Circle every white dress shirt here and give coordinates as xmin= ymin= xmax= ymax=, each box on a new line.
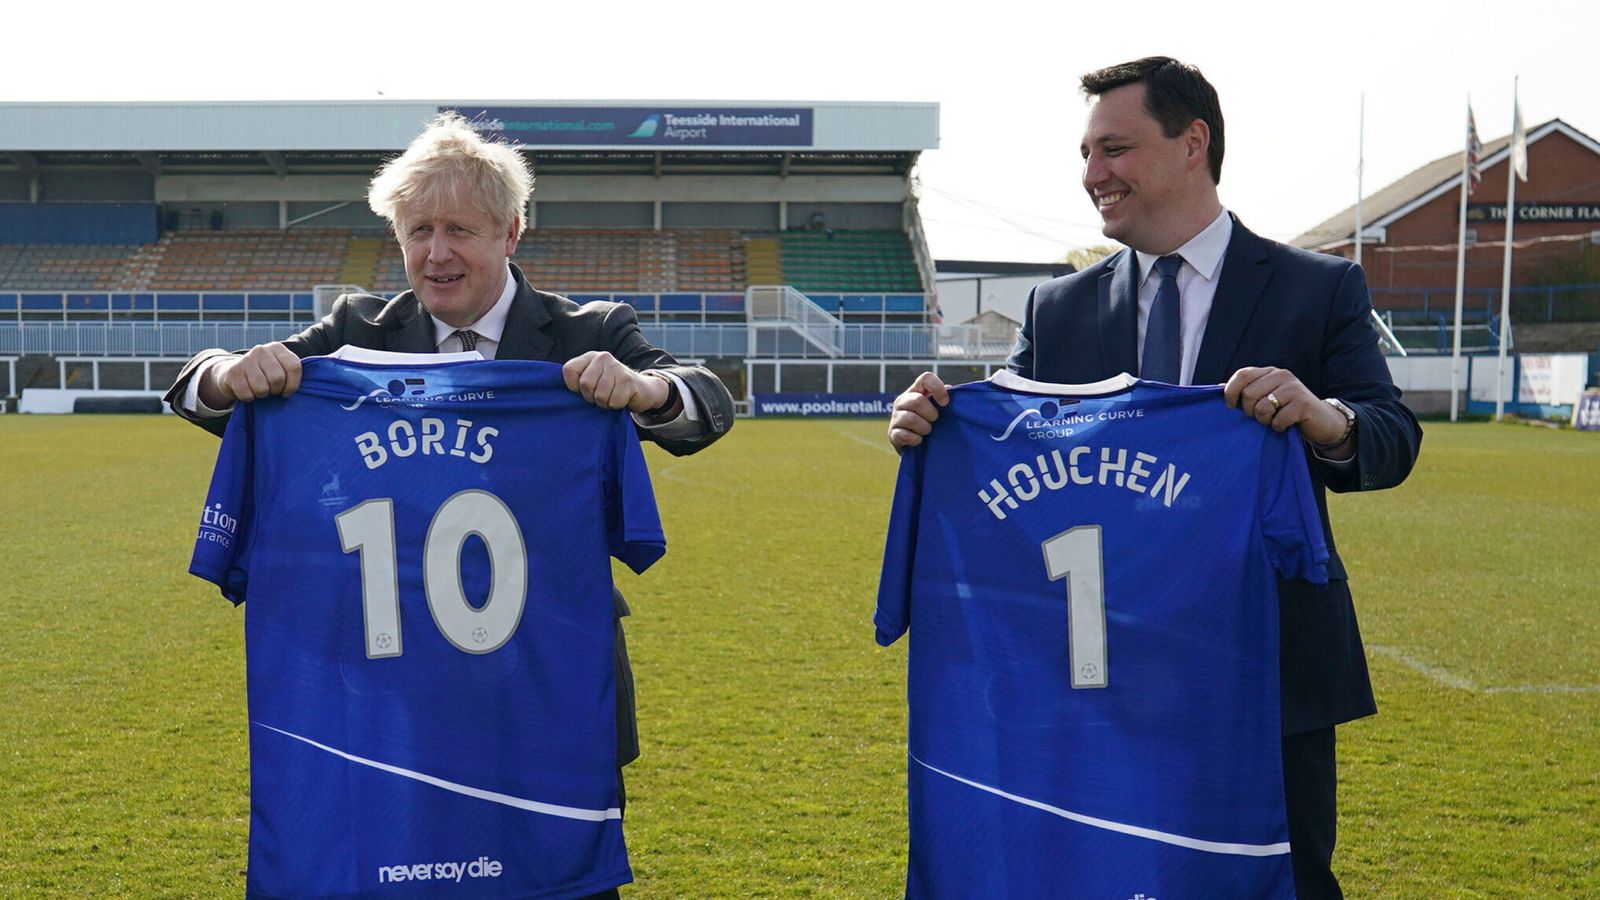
xmin=1133 ymin=207 xmax=1232 ymax=386
xmin=429 ymin=263 xmax=520 ymax=358
xmin=184 ymin=263 xmax=700 ymax=436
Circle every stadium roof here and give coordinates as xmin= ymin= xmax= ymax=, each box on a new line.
xmin=1291 ymin=118 xmax=1600 ymax=252
xmin=0 ymin=100 xmax=937 ymax=177
xmin=0 ymin=99 xmax=934 ymax=148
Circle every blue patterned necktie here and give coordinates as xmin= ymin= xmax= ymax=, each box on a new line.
xmin=453 ymin=329 xmax=479 ymax=352
xmin=1141 ymin=254 xmax=1184 ymax=384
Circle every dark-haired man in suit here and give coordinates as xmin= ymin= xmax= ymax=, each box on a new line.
xmin=888 ymin=57 xmax=1421 ymax=898
xmin=167 ymin=112 xmax=733 ymax=900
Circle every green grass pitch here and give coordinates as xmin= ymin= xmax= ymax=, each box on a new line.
xmin=1 ymin=414 xmax=1596 ymax=896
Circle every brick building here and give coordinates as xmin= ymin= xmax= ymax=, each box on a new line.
xmin=1294 ymin=119 xmax=1600 ymax=316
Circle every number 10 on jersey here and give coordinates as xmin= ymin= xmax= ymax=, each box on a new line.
xmin=336 ymin=490 xmax=529 ymax=659
xmin=1042 ymin=525 xmax=1108 ymax=689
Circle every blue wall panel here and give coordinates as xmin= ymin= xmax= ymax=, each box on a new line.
xmin=0 ymin=203 xmax=159 ymax=245
xmin=659 ymin=294 xmax=702 ymax=312
xmin=67 ymin=294 xmax=111 ymax=311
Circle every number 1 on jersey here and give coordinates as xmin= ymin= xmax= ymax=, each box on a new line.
xmin=1041 ymin=525 xmax=1108 ymax=689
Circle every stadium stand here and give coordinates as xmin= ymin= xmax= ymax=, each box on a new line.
xmin=743 ymin=236 xmax=782 ymax=285
xmin=0 ymin=226 xmax=921 ymax=302
xmin=0 ymin=243 xmax=144 ymax=291
xmin=142 ymin=229 xmax=353 ymax=291
xmin=0 ymin=99 xmax=977 ymax=411
xmin=339 ymin=236 xmax=385 ymax=288
xmin=778 ymin=229 xmax=921 ymax=294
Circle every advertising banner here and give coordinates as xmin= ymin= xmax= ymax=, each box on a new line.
xmin=444 ymin=106 xmax=813 ymax=147
xmin=1468 ymin=353 xmax=1591 ymax=416
xmin=1467 ymin=202 xmax=1600 ymax=224
xmin=1574 ymin=392 xmax=1600 ymax=431
xmin=1516 ymin=354 xmax=1588 ymax=405
xmin=753 ymin=393 xmax=895 ymax=417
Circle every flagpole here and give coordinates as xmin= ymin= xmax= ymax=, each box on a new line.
xmin=1354 ymin=94 xmax=1365 ymax=272
xmin=1450 ymin=100 xmax=1472 ymax=422
xmin=1495 ymin=78 xmax=1521 ymax=421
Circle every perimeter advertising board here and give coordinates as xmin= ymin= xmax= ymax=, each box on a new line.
xmin=1574 ymin=391 xmax=1600 ymax=430
xmin=1467 ymin=353 xmax=1592 ymax=417
xmin=753 ymin=393 xmax=895 ymax=417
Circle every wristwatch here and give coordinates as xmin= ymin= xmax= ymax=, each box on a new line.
xmin=1310 ymin=398 xmax=1357 ymax=451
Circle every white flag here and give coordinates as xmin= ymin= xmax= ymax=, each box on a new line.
xmin=1510 ymin=96 xmax=1528 ymax=182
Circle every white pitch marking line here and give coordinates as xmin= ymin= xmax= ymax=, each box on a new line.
xmin=1482 ymin=683 xmax=1600 ymax=695
xmin=1368 ymin=644 xmax=1478 ymax=691
xmin=1368 ymin=645 xmax=1600 ymax=694
xmin=830 ymin=422 xmax=899 ymax=457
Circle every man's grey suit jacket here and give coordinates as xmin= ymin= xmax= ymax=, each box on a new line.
xmin=166 ymin=264 xmax=734 ymax=455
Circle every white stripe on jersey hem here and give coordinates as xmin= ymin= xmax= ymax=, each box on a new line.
xmin=989 ymin=370 xmax=1139 ymax=396
xmin=256 ymin=722 xmax=622 ymax=822
xmin=911 ymin=754 xmax=1291 ymax=857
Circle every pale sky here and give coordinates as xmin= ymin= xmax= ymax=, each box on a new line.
xmin=6 ymin=0 xmax=1595 ymax=262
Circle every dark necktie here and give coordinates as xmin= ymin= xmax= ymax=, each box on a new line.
xmin=453 ymin=329 xmax=479 ymax=352
xmin=1141 ymin=254 xmax=1184 ymax=384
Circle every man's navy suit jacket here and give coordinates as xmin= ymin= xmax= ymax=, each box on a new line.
xmin=1008 ymin=216 xmax=1422 ymax=735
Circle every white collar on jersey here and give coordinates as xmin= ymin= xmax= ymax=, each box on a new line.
xmin=326 ymin=346 xmax=484 ymax=364
xmin=990 ymin=370 xmax=1138 ymax=396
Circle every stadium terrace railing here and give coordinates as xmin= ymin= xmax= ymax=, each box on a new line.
xmin=1380 ymin=313 xmax=1507 ymax=355
xmin=1371 ymin=283 xmax=1600 ymax=323
xmin=55 ymin=357 xmax=177 ymax=392
xmin=746 ymin=285 xmax=845 ymax=357
xmin=0 ymin=323 xmax=303 ymax=357
xmin=0 ymin=289 xmax=938 ymax=325
xmin=569 ymin=292 xmax=748 ymax=323
xmin=0 ymin=322 xmax=991 ymax=361
xmin=0 ymin=291 xmax=317 ymax=321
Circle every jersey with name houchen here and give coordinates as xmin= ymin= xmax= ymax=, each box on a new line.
xmin=876 ymin=372 xmax=1328 ymax=900
xmin=191 ymin=352 xmax=664 ymax=899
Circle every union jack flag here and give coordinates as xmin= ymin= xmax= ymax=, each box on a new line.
xmin=1466 ymin=106 xmax=1484 ymax=195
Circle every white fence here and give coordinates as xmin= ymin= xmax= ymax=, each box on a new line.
xmin=0 ymin=322 xmax=992 ymax=361
xmin=0 ymin=323 xmax=302 ymax=357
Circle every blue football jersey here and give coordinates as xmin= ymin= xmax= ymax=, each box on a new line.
xmin=876 ymin=372 xmax=1329 ymax=900
xmin=191 ymin=352 xmax=665 ymax=899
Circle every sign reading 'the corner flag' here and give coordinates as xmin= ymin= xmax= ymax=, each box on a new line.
xmin=443 ymin=106 xmax=814 ymax=147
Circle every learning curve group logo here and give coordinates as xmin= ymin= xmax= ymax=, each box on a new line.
xmin=339 ymin=378 xmax=498 ymax=412
xmin=343 ymin=377 xmax=428 ymax=411
xmin=991 ymin=398 xmax=1081 ymax=442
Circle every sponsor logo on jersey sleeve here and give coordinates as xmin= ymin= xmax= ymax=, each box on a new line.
xmin=199 ymin=502 xmax=237 ymax=545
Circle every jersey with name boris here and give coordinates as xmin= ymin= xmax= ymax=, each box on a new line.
xmin=191 ymin=351 xmax=665 ymax=899
xmin=876 ymin=372 xmax=1328 ymax=900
